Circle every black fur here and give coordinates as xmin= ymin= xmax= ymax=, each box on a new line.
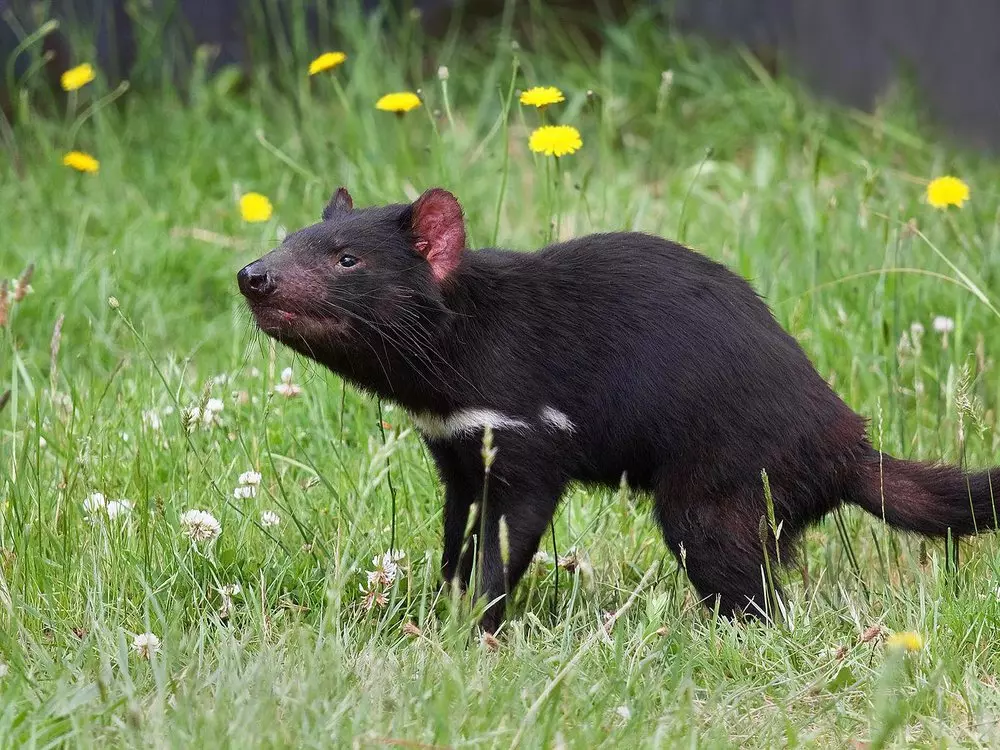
xmin=238 ymin=187 xmax=999 ymax=633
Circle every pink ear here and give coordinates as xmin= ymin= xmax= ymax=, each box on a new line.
xmin=411 ymin=188 xmax=466 ymax=282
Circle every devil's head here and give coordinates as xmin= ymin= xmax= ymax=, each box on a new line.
xmin=238 ymin=187 xmax=467 ymax=376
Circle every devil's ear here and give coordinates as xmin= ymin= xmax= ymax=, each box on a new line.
xmin=322 ymin=187 xmax=353 ymax=221
xmin=410 ymin=188 xmax=466 ymax=282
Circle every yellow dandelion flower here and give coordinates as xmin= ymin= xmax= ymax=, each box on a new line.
xmin=240 ymin=193 xmax=273 ymax=223
xmin=886 ymin=630 xmax=924 ymax=653
xmin=308 ymin=51 xmax=347 ymax=76
xmin=375 ymin=92 xmax=422 ymax=114
xmin=60 ymin=63 xmax=96 ymax=92
xmin=528 ymin=125 xmax=583 ymax=157
xmin=519 ymin=86 xmax=565 ymax=108
xmin=63 ymin=151 xmax=100 ymax=174
xmin=926 ymin=176 xmax=969 ymax=209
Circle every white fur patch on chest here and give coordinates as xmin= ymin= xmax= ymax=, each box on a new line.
xmin=409 ymin=408 xmax=532 ymax=440
xmin=409 ymin=405 xmax=576 ymax=440
xmin=539 ymin=406 xmax=575 ymax=433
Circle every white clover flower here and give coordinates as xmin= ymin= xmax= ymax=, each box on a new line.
xmin=260 ymin=510 xmax=281 ymax=528
xmin=274 ymin=367 xmax=303 ymax=397
xmin=532 ymin=550 xmax=553 ymax=565
xmin=233 ymin=485 xmax=256 ymax=500
xmin=131 ymin=632 xmax=161 ymax=660
xmin=220 ymin=583 xmax=242 ymax=598
xmin=615 ymin=705 xmax=632 ymax=722
xmin=105 ymin=499 xmax=133 ymax=520
xmin=360 ymin=584 xmax=389 ymax=611
xmin=368 ymin=551 xmax=402 ymax=587
xmin=239 ymin=471 xmax=262 ymax=486
xmin=910 ymin=321 xmax=925 ymax=337
xmin=179 ymin=509 xmax=221 ymax=542
xmin=205 ymin=398 xmax=225 ymax=414
xmin=83 ymin=492 xmax=106 ymax=521
xmin=142 ymin=410 xmax=162 ymax=431
xmin=933 ymin=316 xmax=955 ymax=334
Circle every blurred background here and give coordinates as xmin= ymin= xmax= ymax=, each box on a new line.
xmin=3 ymin=0 xmax=1000 ymax=152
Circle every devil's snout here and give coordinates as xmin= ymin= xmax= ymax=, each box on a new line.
xmin=237 ymin=261 xmax=276 ymax=301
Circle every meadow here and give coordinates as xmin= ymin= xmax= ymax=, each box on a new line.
xmin=3 ymin=4 xmax=1000 ymax=747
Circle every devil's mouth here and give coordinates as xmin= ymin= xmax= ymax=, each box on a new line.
xmin=249 ymin=302 xmax=316 ymax=329
xmin=247 ymin=302 xmax=348 ymax=341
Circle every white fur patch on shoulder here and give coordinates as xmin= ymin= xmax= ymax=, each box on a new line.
xmin=539 ymin=406 xmax=575 ymax=433
xmin=409 ymin=408 xmax=532 ymax=440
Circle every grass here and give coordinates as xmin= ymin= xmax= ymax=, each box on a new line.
xmin=3 ymin=3 xmax=1000 ymax=747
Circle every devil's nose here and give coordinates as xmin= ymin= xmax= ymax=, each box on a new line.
xmin=237 ymin=262 xmax=276 ymax=300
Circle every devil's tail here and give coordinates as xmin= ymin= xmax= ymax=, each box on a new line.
xmin=849 ymin=448 xmax=1000 ymax=536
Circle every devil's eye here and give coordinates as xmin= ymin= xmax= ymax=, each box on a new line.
xmin=338 ymin=254 xmax=359 ymax=268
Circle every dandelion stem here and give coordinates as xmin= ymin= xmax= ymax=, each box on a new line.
xmin=490 ymin=57 xmax=520 ymax=246
xmin=67 ymin=81 xmax=130 ymax=146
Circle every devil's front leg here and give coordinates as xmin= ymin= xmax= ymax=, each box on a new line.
xmin=474 ymin=477 xmax=565 ymax=634
xmin=429 ymin=435 xmax=567 ymax=633
xmin=427 ymin=440 xmax=478 ymax=588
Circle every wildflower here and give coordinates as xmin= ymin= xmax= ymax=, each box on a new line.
xmin=107 ymin=296 xmax=119 ymax=309
xmin=131 ymin=632 xmax=161 ymax=660
xmin=859 ymin=624 xmax=885 ymax=643
xmin=615 ymin=705 xmax=632 ymax=722
xmin=274 ymin=367 xmax=303 ymax=397
xmin=105 ymin=499 xmax=133 ymax=520
xmin=532 ymin=550 xmax=552 ymax=566
xmin=233 ymin=485 xmax=256 ymax=500
xmin=557 ymin=547 xmax=583 ymax=572
xmin=932 ymin=315 xmax=955 ymax=334
xmin=360 ymin=584 xmax=389 ymax=611
xmin=307 ymin=51 xmax=347 ymax=76
xmin=402 ymin=621 xmax=422 ymax=637
xmin=83 ymin=492 xmax=106 ymax=522
xmin=260 ymin=510 xmax=280 ymax=527
xmin=367 ymin=551 xmax=401 ymax=588
xmin=886 ymin=630 xmax=924 ymax=653
xmin=63 ymin=151 xmax=99 ymax=174
xmin=179 ymin=509 xmax=221 ymax=542
xmin=375 ymin=91 xmax=422 ymax=114
xmin=239 ymin=470 xmax=262 ymax=486
xmin=528 ymin=125 xmax=583 ymax=157
xmin=437 ymin=66 xmax=449 ymax=81
xmin=926 ymin=176 xmax=969 ymax=209
xmin=60 ymin=63 xmax=96 ymax=91
xmin=240 ymin=192 xmax=273 ymax=223
xmin=142 ymin=409 xmax=162 ymax=431
xmin=221 ymin=583 xmax=242 ymax=598
xmin=519 ymin=86 xmax=565 ymax=108
xmin=218 ymin=583 xmax=242 ymax=620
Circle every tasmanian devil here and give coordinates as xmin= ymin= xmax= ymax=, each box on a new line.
xmin=238 ymin=187 xmax=998 ymax=633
